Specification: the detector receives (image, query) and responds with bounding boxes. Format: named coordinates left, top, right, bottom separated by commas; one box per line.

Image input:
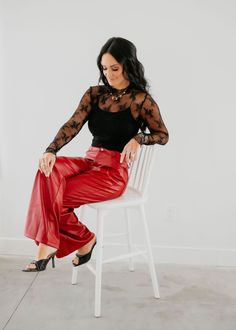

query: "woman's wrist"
left=134, top=133, right=145, bottom=145
left=44, top=148, right=57, bottom=156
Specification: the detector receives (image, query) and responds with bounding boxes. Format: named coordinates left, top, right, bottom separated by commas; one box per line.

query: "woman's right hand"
left=39, top=152, right=56, bottom=177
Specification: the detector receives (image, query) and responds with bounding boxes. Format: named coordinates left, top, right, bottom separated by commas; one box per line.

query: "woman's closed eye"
left=102, top=68, right=119, bottom=72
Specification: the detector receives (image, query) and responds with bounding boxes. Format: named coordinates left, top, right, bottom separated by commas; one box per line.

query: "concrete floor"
left=0, top=255, right=236, bottom=330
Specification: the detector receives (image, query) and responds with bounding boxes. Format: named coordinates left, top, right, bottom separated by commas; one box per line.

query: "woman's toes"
left=25, top=263, right=36, bottom=270
left=72, top=256, right=79, bottom=265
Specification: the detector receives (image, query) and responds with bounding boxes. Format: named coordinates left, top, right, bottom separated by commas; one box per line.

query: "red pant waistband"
left=85, top=146, right=127, bottom=169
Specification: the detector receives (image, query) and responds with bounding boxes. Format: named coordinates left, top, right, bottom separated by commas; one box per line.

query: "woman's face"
left=101, top=53, right=129, bottom=89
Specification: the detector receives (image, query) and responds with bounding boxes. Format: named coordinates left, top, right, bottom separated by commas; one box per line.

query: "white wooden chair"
left=71, top=145, right=160, bottom=317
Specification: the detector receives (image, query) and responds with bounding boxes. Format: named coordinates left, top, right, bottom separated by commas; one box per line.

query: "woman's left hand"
left=120, top=138, right=140, bottom=166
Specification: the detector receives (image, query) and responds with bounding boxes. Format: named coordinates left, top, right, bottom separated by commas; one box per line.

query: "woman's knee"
left=51, top=156, right=68, bottom=172
left=53, top=156, right=88, bottom=177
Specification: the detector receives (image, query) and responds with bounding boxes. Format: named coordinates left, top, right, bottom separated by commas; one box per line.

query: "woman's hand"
left=39, top=152, right=56, bottom=177
left=120, top=138, right=140, bottom=166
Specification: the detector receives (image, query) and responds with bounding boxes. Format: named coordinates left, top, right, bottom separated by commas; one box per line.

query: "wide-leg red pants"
left=24, top=147, right=128, bottom=258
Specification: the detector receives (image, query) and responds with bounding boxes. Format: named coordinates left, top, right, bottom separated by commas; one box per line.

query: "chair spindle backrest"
left=128, top=145, right=155, bottom=197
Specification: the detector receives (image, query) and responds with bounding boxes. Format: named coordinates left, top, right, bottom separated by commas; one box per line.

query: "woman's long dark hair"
left=97, top=37, right=149, bottom=92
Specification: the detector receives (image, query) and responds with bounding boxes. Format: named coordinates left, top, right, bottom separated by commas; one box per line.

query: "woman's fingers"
left=39, top=153, right=56, bottom=177
left=120, top=149, right=126, bottom=164
left=126, top=151, right=137, bottom=166
left=48, top=157, right=56, bottom=174
left=125, top=151, right=130, bottom=165
left=120, top=149, right=133, bottom=165
left=120, top=138, right=140, bottom=166
left=40, top=159, right=50, bottom=176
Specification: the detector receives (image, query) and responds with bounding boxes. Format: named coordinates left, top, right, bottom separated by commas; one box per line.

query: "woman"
left=22, top=37, right=169, bottom=272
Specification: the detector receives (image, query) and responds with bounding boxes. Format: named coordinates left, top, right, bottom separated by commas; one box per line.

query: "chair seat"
left=86, top=187, right=147, bottom=210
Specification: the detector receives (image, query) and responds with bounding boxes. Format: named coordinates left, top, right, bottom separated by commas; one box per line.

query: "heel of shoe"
left=51, top=256, right=55, bottom=268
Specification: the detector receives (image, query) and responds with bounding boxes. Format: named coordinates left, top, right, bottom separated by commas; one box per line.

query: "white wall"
left=0, top=2, right=5, bottom=236
left=1, top=0, right=236, bottom=265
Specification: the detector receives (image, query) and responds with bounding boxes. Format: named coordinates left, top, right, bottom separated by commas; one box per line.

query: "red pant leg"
left=24, top=156, right=94, bottom=251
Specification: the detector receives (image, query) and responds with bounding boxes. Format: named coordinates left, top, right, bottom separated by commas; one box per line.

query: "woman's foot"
left=23, top=243, right=57, bottom=271
left=72, top=236, right=96, bottom=266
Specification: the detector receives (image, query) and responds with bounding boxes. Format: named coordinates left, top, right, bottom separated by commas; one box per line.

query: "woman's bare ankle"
left=76, top=236, right=96, bottom=255
left=36, top=243, right=57, bottom=260
left=72, top=236, right=96, bottom=265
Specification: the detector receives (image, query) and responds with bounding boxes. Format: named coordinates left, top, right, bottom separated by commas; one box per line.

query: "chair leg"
left=71, top=267, right=79, bottom=285
left=125, top=208, right=134, bottom=271
left=139, top=204, right=160, bottom=298
left=94, top=209, right=104, bottom=317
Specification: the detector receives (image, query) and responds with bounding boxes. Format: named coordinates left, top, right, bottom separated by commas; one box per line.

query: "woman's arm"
left=134, top=93, right=169, bottom=145
left=39, top=87, right=93, bottom=177
left=45, top=87, right=93, bottom=154
left=120, top=93, right=169, bottom=166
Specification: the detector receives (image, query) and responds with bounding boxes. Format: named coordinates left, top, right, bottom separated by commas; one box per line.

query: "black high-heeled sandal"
left=72, top=241, right=97, bottom=267
left=22, top=251, right=57, bottom=272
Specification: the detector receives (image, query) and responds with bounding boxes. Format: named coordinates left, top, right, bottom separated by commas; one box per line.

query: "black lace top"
left=45, top=84, right=169, bottom=154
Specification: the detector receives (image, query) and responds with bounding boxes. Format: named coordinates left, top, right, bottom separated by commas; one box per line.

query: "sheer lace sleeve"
left=134, top=93, right=169, bottom=145
left=45, top=87, right=93, bottom=154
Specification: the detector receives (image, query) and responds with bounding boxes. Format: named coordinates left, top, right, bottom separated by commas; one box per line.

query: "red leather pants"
left=24, top=147, right=128, bottom=258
